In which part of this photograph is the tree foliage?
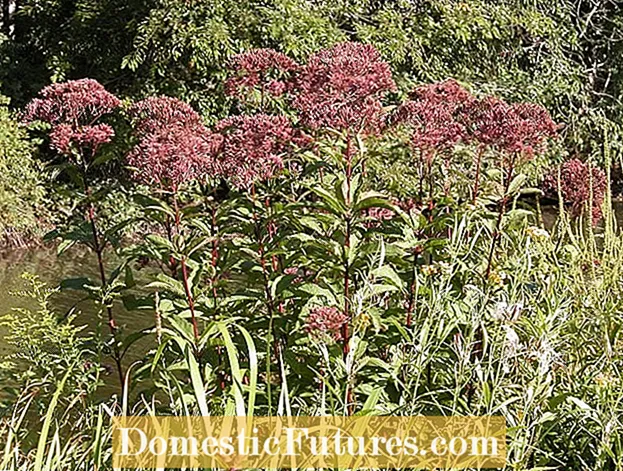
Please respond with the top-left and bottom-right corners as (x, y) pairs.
(0, 96), (44, 244)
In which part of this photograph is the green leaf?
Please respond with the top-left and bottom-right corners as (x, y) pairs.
(308, 185), (346, 215)
(34, 363), (75, 471)
(506, 173), (527, 196)
(217, 323), (246, 416)
(60, 277), (92, 291)
(186, 346), (210, 416)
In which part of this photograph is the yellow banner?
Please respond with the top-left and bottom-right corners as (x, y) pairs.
(112, 415), (506, 469)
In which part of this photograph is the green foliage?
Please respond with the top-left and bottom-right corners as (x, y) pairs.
(0, 274), (97, 386)
(0, 97), (45, 245)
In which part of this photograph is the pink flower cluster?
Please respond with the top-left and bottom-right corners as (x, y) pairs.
(127, 95), (304, 190)
(225, 48), (298, 98)
(129, 96), (205, 136)
(391, 79), (558, 160)
(284, 266), (311, 284)
(363, 198), (419, 228)
(364, 206), (396, 228)
(23, 78), (121, 125)
(541, 158), (607, 225)
(23, 79), (121, 156)
(305, 306), (348, 341)
(49, 123), (115, 155)
(466, 98), (558, 157)
(292, 42), (396, 133)
(128, 97), (223, 190)
(215, 114), (296, 189)
(391, 80), (472, 154)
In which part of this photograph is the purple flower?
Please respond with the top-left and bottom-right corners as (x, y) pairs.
(23, 79), (121, 157)
(127, 96), (223, 190)
(23, 78), (121, 126)
(225, 48), (298, 99)
(466, 97), (558, 158)
(292, 42), (396, 134)
(49, 123), (115, 155)
(129, 96), (205, 136)
(215, 114), (297, 189)
(306, 306), (348, 341)
(542, 158), (607, 225)
(390, 80), (473, 153)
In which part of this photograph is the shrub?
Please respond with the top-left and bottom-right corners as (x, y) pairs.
(0, 96), (45, 247)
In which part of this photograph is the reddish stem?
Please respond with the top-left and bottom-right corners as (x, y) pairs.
(472, 147), (484, 203)
(82, 170), (125, 391)
(172, 193), (200, 344)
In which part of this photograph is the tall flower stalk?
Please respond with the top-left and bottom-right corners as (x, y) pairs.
(468, 99), (558, 279)
(23, 79), (125, 389)
(293, 41), (395, 358)
(218, 111), (298, 412)
(127, 96), (223, 349)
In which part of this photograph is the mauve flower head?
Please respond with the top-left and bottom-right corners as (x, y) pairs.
(129, 96), (204, 136)
(467, 97), (558, 157)
(284, 267), (306, 284)
(292, 42), (396, 134)
(128, 96), (222, 190)
(363, 197), (419, 228)
(408, 79), (474, 112)
(306, 306), (348, 341)
(390, 80), (473, 153)
(127, 125), (223, 190)
(225, 48), (298, 98)
(541, 158), (607, 225)
(364, 206), (395, 229)
(23, 78), (120, 126)
(50, 123), (115, 155)
(215, 114), (297, 189)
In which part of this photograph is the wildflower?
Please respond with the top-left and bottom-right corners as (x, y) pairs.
(284, 267), (305, 284)
(128, 96), (223, 189)
(129, 96), (205, 136)
(225, 48), (298, 98)
(436, 261), (453, 276)
(390, 79), (473, 155)
(49, 123), (115, 155)
(364, 206), (395, 228)
(23, 79), (120, 157)
(127, 125), (222, 190)
(594, 372), (617, 388)
(306, 306), (348, 341)
(491, 302), (523, 322)
(488, 270), (503, 285)
(397, 198), (419, 212)
(502, 325), (521, 354)
(541, 158), (607, 225)
(215, 114), (297, 189)
(292, 42), (396, 134)
(23, 78), (121, 125)
(466, 97), (558, 158)
(421, 262), (453, 277)
(536, 337), (557, 377)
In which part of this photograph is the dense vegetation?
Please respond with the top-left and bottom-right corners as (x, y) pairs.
(0, 95), (45, 246)
(1, 1), (623, 471)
